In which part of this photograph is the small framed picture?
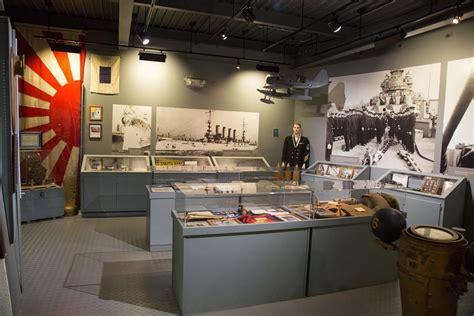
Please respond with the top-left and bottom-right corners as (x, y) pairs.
(20, 131), (42, 149)
(89, 124), (102, 140)
(89, 105), (102, 121)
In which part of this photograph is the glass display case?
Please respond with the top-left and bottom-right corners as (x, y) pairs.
(171, 179), (400, 314)
(211, 156), (274, 181)
(376, 169), (466, 227)
(81, 154), (150, 172)
(80, 154), (152, 216)
(301, 160), (369, 181)
(151, 155), (217, 184)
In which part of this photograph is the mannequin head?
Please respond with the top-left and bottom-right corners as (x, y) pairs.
(292, 122), (302, 136)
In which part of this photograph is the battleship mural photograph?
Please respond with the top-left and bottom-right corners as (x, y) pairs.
(442, 57), (474, 170)
(325, 63), (441, 172)
(112, 104), (152, 153)
(155, 107), (259, 155)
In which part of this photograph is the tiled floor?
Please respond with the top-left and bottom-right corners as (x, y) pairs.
(20, 215), (474, 316)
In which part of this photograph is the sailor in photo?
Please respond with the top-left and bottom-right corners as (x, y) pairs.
(281, 122), (311, 168)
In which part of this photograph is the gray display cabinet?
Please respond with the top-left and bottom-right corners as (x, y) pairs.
(211, 156), (274, 181)
(146, 185), (175, 251)
(301, 161), (370, 201)
(151, 155), (217, 184)
(20, 185), (64, 222)
(172, 183), (398, 314)
(377, 169), (466, 227)
(80, 154), (152, 217)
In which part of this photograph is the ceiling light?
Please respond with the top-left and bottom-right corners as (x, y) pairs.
(399, 29), (407, 40)
(137, 32), (150, 45)
(50, 42), (82, 53)
(328, 15), (342, 33)
(452, 6), (462, 24)
(138, 51), (167, 62)
(256, 64), (279, 73)
(236, 60), (241, 70)
(221, 32), (228, 40)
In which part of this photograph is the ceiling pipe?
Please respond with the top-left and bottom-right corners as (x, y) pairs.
(296, 5), (474, 69)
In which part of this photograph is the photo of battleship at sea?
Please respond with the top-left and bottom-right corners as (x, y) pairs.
(155, 107), (259, 154)
(326, 63), (441, 172)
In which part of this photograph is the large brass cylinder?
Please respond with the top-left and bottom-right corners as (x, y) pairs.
(398, 225), (468, 316)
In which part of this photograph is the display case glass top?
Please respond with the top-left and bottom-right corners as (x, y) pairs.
(172, 180), (309, 196)
(152, 155), (214, 172)
(303, 161), (366, 180)
(81, 154), (150, 173)
(211, 156), (272, 172)
(377, 169), (463, 198)
(173, 179), (404, 228)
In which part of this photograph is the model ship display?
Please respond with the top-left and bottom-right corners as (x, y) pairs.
(155, 110), (258, 154)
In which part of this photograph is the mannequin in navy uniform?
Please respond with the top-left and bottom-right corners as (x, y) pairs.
(281, 122), (310, 168)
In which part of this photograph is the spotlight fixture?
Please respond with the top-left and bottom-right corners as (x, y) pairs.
(452, 6), (462, 24)
(138, 51), (167, 63)
(241, 6), (256, 23)
(256, 64), (279, 73)
(328, 15), (342, 33)
(221, 32), (228, 40)
(236, 60), (241, 70)
(137, 32), (150, 45)
(399, 28), (407, 40)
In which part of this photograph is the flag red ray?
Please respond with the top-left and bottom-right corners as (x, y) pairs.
(17, 32), (62, 91)
(39, 135), (62, 160)
(53, 51), (74, 83)
(19, 106), (50, 117)
(48, 143), (72, 185)
(19, 79), (53, 102)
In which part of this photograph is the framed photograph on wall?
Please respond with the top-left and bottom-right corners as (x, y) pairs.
(89, 105), (103, 121)
(89, 124), (102, 140)
(20, 131), (42, 149)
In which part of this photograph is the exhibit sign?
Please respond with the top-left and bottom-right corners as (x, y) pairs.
(155, 107), (259, 155)
(326, 63), (441, 172)
(16, 25), (85, 208)
(442, 57), (474, 170)
(112, 104), (152, 153)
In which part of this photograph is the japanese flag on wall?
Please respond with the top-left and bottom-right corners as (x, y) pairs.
(16, 24), (85, 208)
(90, 53), (120, 94)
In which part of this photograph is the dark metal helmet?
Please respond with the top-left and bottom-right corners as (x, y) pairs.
(371, 208), (407, 243)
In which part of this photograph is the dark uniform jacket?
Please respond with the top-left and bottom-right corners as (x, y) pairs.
(282, 135), (310, 168)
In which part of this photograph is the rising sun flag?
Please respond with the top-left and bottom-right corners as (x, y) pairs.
(17, 25), (85, 210)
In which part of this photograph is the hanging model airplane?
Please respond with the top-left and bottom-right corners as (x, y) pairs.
(257, 69), (329, 104)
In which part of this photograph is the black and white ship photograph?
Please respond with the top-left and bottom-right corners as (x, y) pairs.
(112, 104), (152, 153)
(326, 63), (441, 172)
(155, 107), (259, 155)
(443, 57), (474, 170)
